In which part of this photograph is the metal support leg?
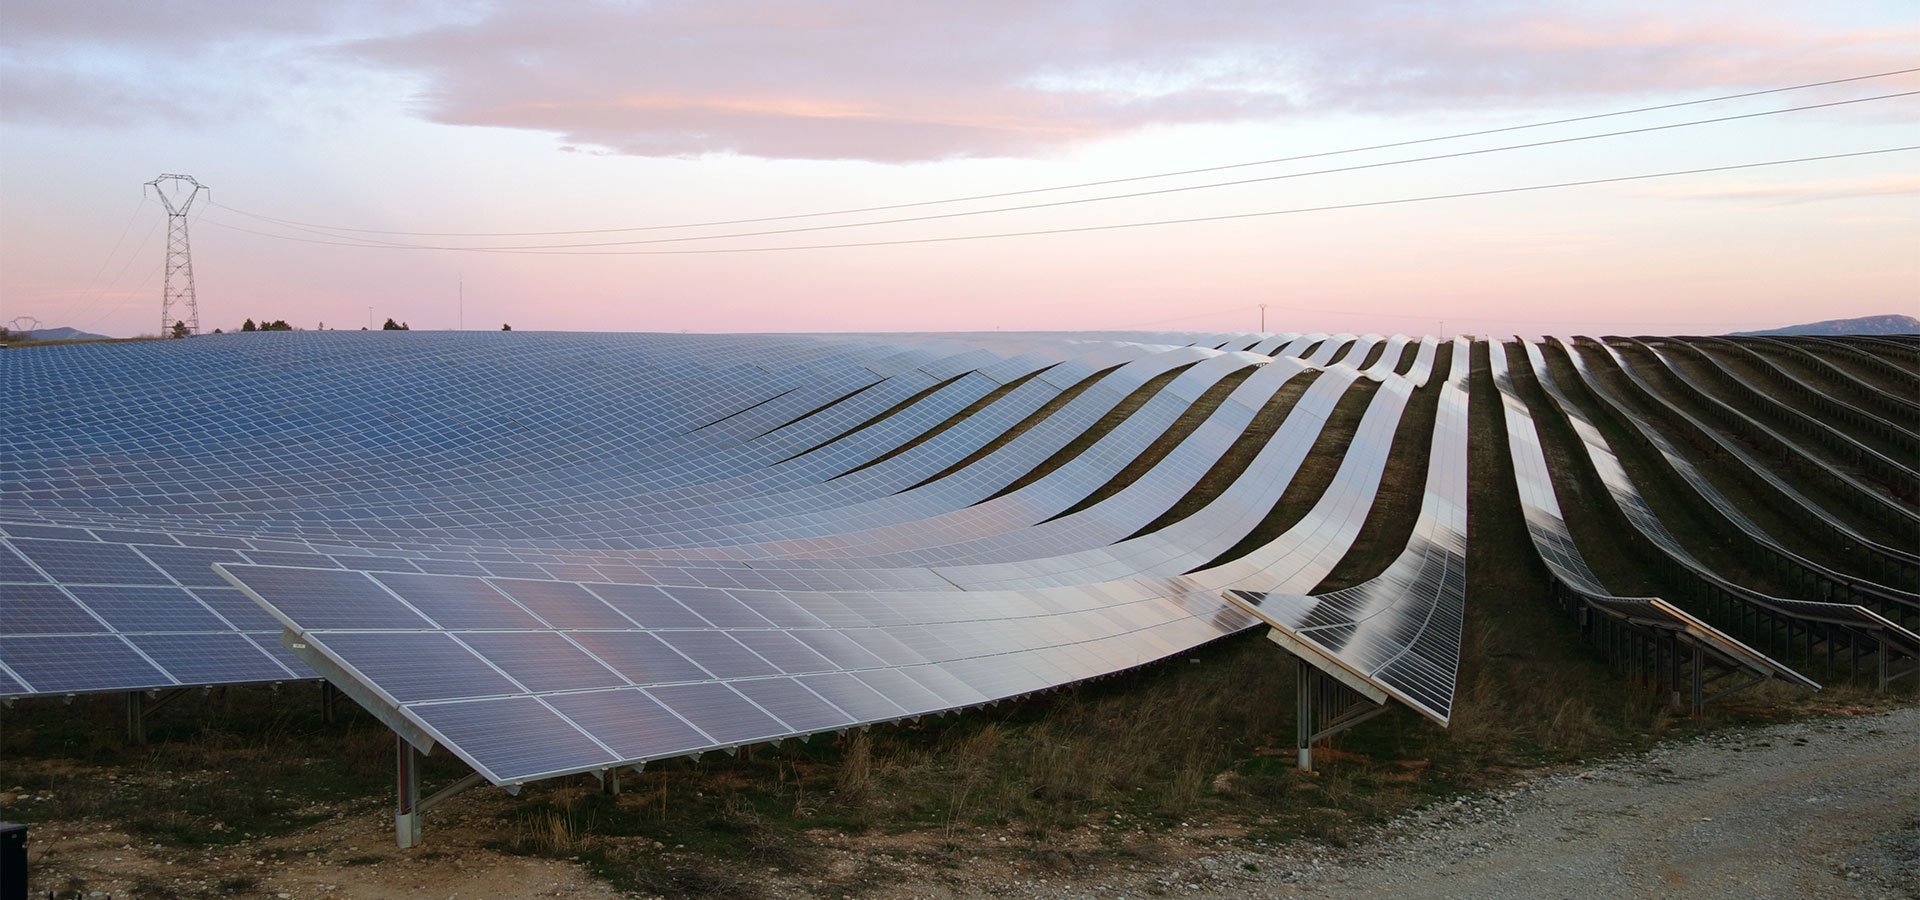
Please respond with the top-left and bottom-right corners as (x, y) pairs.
(1690, 651), (1704, 717)
(396, 736), (422, 849)
(1296, 658), (1312, 771)
(321, 681), (339, 725)
(125, 691), (145, 745)
(1668, 635), (1682, 708)
(602, 767), (621, 796)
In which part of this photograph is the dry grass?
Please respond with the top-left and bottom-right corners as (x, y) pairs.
(837, 729), (874, 811)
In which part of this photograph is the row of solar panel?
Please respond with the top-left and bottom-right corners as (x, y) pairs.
(2, 331), (1377, 698)
(1486, 340), (1816, 690)
(5, 330), (1912, 791)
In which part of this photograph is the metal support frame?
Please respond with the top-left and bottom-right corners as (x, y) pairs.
(125, 688), (191, 745)
(1294, 659), (1388, 772)
(125, 691), (144, 745)
(321, 681), (340, 725)
(395, 735), (487, 849)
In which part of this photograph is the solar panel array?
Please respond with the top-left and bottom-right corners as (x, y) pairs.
(5, 328), (1914, 790)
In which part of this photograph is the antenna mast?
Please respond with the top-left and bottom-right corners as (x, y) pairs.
(145, 174), (208, 337)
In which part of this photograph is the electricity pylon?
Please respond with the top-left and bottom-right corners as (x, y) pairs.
(146, 174), (208, 337)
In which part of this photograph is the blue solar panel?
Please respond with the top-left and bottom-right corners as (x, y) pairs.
(578, 583), (709, 629)
(138, 545), (247, 588)
(11, 539), (166, 585)
(217, 565), (431, 630)
(1, 584), (103, 635)
(0, 635), (170, 693)
(414, 697), (617, 783)
(491, 579), (633, 629)
(645, 681), (788, 745)
(68, 586), (230, 633)
(128, 633), (290, 684)
(544, 688), (712, 760)
(730, 677), (853, 732)
(373, 573), (544, 630)
(454, 632), (627, 693)
(0, 544), (48, 582)
(313, 632), (519, 702)
(25, 329), (1845, 800)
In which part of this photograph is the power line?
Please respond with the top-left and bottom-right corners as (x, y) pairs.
(67, 216), (164, 331)
(73, 197), (149, 303)
(199, 145), (1920, 256)
(227, 90), (1919, 252)
(208, 66), (1920, 238)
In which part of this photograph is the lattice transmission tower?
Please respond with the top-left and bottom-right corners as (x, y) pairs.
(145, 174), (208, 337)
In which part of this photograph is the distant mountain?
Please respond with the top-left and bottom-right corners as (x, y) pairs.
(22, 326), (110, 341)
(1734, 314), (1920, 336)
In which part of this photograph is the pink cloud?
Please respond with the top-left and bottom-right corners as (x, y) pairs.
(339, 2), (1919, 161)
(6, 2), (1914, 157)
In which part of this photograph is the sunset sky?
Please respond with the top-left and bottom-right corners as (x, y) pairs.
(3, 1), (1915, 338)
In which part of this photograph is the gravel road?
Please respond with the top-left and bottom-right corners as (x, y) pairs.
(885, 707), (1919, 899)
(1276, 706), (1920, 899)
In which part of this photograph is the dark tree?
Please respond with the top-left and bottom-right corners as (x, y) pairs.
(501, 323), (512, 331)
(169, 320), (190, 339)
(241, 318), (257, 332)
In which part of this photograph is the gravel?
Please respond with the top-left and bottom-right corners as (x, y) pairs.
(1269, 706), (1920, 899)
(880, 706), (1920, 899)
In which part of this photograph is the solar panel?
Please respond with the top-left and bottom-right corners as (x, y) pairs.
(10, 329), (1900, 828)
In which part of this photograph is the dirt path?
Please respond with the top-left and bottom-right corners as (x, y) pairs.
(1283, 706), (1920, 899)
(864, 707), (1920, 899)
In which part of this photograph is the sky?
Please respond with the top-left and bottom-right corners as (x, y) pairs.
(2, 1), (1916, 338)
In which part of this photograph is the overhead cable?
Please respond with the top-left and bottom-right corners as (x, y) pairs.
(208, 66), (1920, 237)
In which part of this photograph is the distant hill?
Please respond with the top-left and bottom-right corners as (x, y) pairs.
(19, 326), (110, 341)
(1734, 314), (1920, 336)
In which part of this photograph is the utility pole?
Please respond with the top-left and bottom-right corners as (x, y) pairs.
(458, 273), (464, 330)
(145, 174), (207, 337)
(1259, 304), (1268, 332)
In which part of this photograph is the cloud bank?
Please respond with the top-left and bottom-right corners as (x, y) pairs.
(5, 1), (1916, 160)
